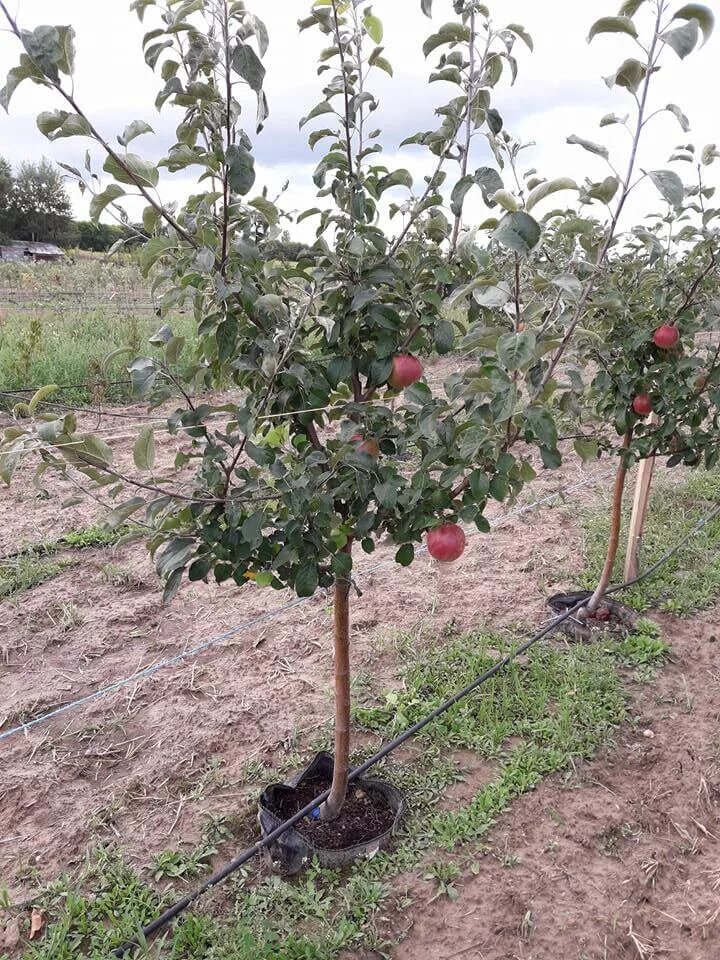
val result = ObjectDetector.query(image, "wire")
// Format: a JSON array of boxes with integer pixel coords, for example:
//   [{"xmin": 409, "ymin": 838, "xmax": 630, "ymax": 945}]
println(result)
[
  {"xmin": 111, "ymin": 498, "xmax": 720, "ymax": 958},
  {"xmin": 0, "ymin": 474, "xmax": 608, "ymax": 746}
]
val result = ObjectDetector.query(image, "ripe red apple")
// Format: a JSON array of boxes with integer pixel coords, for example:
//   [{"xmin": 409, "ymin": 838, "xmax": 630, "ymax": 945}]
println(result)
[
  {"xmin": 388, "ymin": 354, "xmax": 423, "ymax": 390},
  {"xmin": 426, "ymin": 523, "xmax": 466, "ymax": 562},
  {"xmin": 352, "ymin": 433, "xmax": 380, "ymax": 457},
  {"xmin": 653, "ymin": 324, "xmax": 679, "ymax": 349},
  {"xmin": 632, "ymin": 393, "xmax": 653, "ymax": 416}
]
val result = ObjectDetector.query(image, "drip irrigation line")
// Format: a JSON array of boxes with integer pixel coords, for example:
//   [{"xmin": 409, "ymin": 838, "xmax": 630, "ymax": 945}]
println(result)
[
  {"xmin": 0, "ymin": 474, "xmax": 607, "ymax": 746},
  {"xmin": 0, "ymin": 379, "xmax": 131, "ymax": 396},
  {"xmin": 111, "ymin": 498, "xmax": 720, "ymax": 958}
]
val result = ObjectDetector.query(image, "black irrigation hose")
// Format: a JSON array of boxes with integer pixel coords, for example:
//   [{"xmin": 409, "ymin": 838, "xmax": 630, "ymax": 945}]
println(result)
[{"xmin": 112, "ymin": 498, "xmax": 720, "ymax": 958}]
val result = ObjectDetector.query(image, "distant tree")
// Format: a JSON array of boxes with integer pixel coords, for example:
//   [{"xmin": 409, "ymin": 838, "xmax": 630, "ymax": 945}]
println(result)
[
  {"xmin": 0, "ymin": 156, "xmax": 12, "ymax": 241},
  {"xmin": 8, "ymin": 158, "xmax": 73, "ymax": 245}
]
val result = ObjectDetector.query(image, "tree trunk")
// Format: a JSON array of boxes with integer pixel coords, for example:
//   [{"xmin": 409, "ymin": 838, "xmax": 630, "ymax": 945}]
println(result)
[
  {"xmin": 586, "ymin": 429, "xmax": 633, "ymax": 614},
  {"xmin": 320, "ymin": 541, "xmax": 352, "ymax": 821}
]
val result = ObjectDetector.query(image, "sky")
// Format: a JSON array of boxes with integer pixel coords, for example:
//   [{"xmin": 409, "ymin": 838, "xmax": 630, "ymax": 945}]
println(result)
[{"xmin": 0, "ymin": 1, "xmax": 718, "ymax": 238}]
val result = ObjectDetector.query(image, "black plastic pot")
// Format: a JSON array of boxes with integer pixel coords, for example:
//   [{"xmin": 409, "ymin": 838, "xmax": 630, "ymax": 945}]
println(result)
[
  {"xmin": 547, "ymin": 589, "xmax": 637, "ymax": 641},
  {"xmin": 258, "ymin": 752, "xmax": 405, "ymax": 874}
]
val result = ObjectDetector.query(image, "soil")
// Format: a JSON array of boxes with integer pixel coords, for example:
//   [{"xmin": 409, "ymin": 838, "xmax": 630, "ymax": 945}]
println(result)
[
  {"xmin": 547, "ymin": 589, "xmax": 639, "ymax": 642},
  {"xmin": 266, "ymin": 774, "xmax": 397, "ymax": 850}
]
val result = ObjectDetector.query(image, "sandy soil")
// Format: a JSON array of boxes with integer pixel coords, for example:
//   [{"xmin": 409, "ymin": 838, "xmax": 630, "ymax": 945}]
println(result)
[{"xmin": 385, "ymin": 613, "xmax": 720, "ymax": 960}]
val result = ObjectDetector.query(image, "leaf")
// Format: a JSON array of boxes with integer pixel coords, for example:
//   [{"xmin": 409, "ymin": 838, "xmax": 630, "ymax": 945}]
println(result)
[
  {"xmin": 665, "ymin": 103, "xmax": 690, "ymax": 132},
  {"xmin": 128, "ymin": 357, "xmax": 157, "ymax": 396},
  {"xmin": 37, "ymin": 110, "xmax": 91, "ymax": 140},
  {"xmin": 599, "ymin": 112, "xmax": 628, "ymax": 127},
  {"xmin": 376, "ymin": 169, "xmax": 413, "ymax": 194},
  {"xmin": 587, "ymin": 175, "xmax": 620, "ymax": 204},
  {"xmin": 588, "ymin": 16, "xmax": 638, "ymax": 41},
  {"xmin": 28, "ymin": 384, "xmax": 58, "ymax": 415},
  {"xmin": 574, "ymin": 438, "xmax": 599, "ymax": 462},
  {"xmin": 492, "ymin": 211, "xmax": 541, "ymax": 256},
  {"xmin": 421, "ymin": 0, "xmax": 433, "ymax": 17},
  {"xmin": 506, "ymin": 23, "xmax": 533, "ymax": 51},
  {"xmin": 423, "ymin": 22, "xmax": 471, "ymax": 58},
  {"xmin": 226, "ymin": 143, "xmax": 256, "ymax": 194},
  {"xmin": 133, "ymin": 426, "xmax": 156, "ymax": 471},
  {"xmin": 491, "ymin": 189, "xmax": 519, "ymax": 212},
  {"xmin": 395, "ymin": 544, "xmax": 414, "ymax": 566},
  {"xmin": 364, "ymin": 12, "xmax": 383, "ymax": 43},
  {"xmin": 119, "ymin": 119, "xmax": 154, "ymax": 146},
  {"xmin": 29, "ymin": 908, "xmax": 44, "ymax": 942},
  {"xmin": 299, "ymin": 101, "xmax": 334, "ymax": 128},
  {"xmin": 661, "ymin": 19, "xmax": 699, "ymax": 58},
  {"xmin": 475, "ymin": 167, "xmax": 504, "ymax": 206},
  {"xmin": 103, "ymin": 153, "xmax": 159, "ymax": 188},
  {"xmin": 526, "ymin": 177, "xmax": 578, "ymax": 211},
  {"xmin": 450, "ymin": 175, "xmax": 475, "ymax": 217},
  {"xmin": 649, "ymin": 170, "xmax": 684, "ymax": 208},
  {"xmin": 249, "ymin": 196, "xmax": 279, "ymax": 225},
  {"xmin": 604, "ymin": 58, "xmax": 647, "ymax": 93},
  {"xmin": 473, "ymin": 282, "xmax": 511, "ymax": 308},
  {"xmin": 566, "ymin": 135, "xmax": 609, "ymax": 160},
  {"xmin": 295, "ymin": 564, "xmax": 318, "ymax": 597},
  {"xmin": 138, "ymin": 236, "xmax": 175, "ymax": 275},
  {"xmin": 673, "ymin": 4, "xmax": 714, "ymax": 44},
  {"xmin": 619, "ymin": 0, "xmax": 646, "ymax": 15},
  {"xmin": 89, "ymin": 184, "xmax": 126, "ymax": 223},
  {"xmin": 232, "ymin": 42, "xmax": 266, "ymax": 91},
  {"xmin": 497, "ymin": 330, "xmax": 537, "ymax": 371},
  {"xmin": 1, "ymin": 61, "xmax": 39, "ymax": 112},
  {"xmin": 551, "ymin": 274, "xmax": 583, "ymax": 299}
]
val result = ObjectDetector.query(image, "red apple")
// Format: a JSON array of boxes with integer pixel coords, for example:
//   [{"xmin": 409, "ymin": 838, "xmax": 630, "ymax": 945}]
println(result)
[
  {"xmin": 426, "ymin": 523, "xmax": 466, "ymax": 562},
  {"xmin": 632, "ymin": 393, "xmax": 653, "ymax": 416},
  {"xmin": 352, "ymin": 433, "xmax": 380, "ymax": 457},
  {"xmin": 388, "ymin": 354, "xmax": 423, "ymax": 390},
  {"xmin": 653, "ymin": 324, "xmax": 679, "ymax": 349}
]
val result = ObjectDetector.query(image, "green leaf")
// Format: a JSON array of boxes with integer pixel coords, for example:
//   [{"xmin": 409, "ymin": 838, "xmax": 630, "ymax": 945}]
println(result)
[
  {"xmin": 138, "ymin": 236, "xmax": 175, "ymax": 275},
  {"xmin": 103, "ymin": 152, "xmax": 159, "ymax": 188},
  {"xmin": 497, "ymin": 330, "xmax": 537, "ymax": 371},
  {"xmin": 469, "ymin": 470, "xmax": 489, "ymax": 499},
  {"xmin": 376, "ymin": 169, "xmax": 413, "ymax": 194},
  {"xmin": 491, "ymin": 189, "xmax": 519, "ymax": 212},
  {"xmin": 1, "ymin": 61, "xmax": 40, "ymax": 112},
  {"xmin": 295, "ymin": 564, "xmax": 318, "ymax": 597},
  {"xmin": 506, "ymin": 23, "xmax": 533, "ymax": 51},
  {"xmin": 89, "ymin": 184, "xmax": 126, "ymax": 223},
  {"xmin": 299, "ymin": 101, "xmax": 334, "ymax": 128},
  {"xmin": 475, "ymin": 167, "xmax": 504, "ymax": 206},
  {"xmin": 661, "ymin": 18, "xmax": 699, "ymax": 58},
  {"xmin": 119, "ymin": 120, "xmax": 154, "ymax": 146},
  {"xmin": 364, "ymin": 13, "xmax": 383, "ymax": 43},
  {"xmin": 226, "ymin": 143, "xmax": 256, "ymax": 194},
  {"xmin": 673, "ymin": 4, "xmax": 714, "ymax": 44},
  {"xmin": 451, "ymin": 175, "xmax": 475, "ymax": 217},
  {"xmin": 37, "ymin": 110, "xmax": 91, "ymax": 140},
  {"xmin": 133, "ymin": 426, "xmax": 156, "ymax": 471},
  {"xmin": 588, "ymin": 16, "xmax": 638, "ymax": 41},
  {"xmin": 665, "ymin": 103, "xmax": 690, "ymax": 132},
  {"xmin": 525, "ymin": 177, "xmax": 578, "ymax": 211},
  {"xmin": 619, "ymin": 0, "xmax": 645, "ymax": 15},
  {"xmin": 587, "ymin": 175, "xmax": 620, "ymax": 204},
  {"xmin": 604, "ymin": 58, "xmax": 647, "ymax": 93},
  {"xmin": 492, "ymin": 211, "xmax": 541, "ymax": 256},
  {"xmin": 421, "ymin": 0, "xmax": 433, "ymax": 17},
  {"xmin": 395, "ymin": 544, "xmax": 414, "ymax": 567},
  {"xmin": 473, "ymin": 282, "xmax": 511, "ymax": 308},
  {"xmin": 566, "ymin": 134, "xmax": 609, "ymax": 160},
  {"xmin": 232, "ymin": 42, "xmax": 266, "ymax": 91},
  {"xmin": 574, "ymin": 438, "xmax": 599, "ymax": 463},
  {"xmin": 649, "ymin": 169, "xmax": 684, "ymax": 208},
  {"xmin": 128, "ymin": 357, "xmax": 157, "ymax": 396},
  {"xmin": 423, "ymin": 23, "xmax": 471, "ymax": 58}
]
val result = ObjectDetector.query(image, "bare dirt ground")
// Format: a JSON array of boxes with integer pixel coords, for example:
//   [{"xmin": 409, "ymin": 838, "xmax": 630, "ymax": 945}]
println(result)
[
  {"xmin": 2, "ymin": 368, "xmax": 718, "ymax": 960},
  {"xmin": 385, "ymin": 612, "xmax": 720, "ymax": 960}
]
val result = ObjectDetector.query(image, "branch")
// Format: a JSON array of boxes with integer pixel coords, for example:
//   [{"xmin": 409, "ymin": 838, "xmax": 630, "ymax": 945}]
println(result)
[
  {"xmin": 448, "ymin": 9, "xmax": 478, "ymax": 258},
  {"xmin": 331, "ymin": 0, "xmax": 357, "ymax": 208},
  {"xmin": 537, "ymin": 3, "xmax": 666, "ymax": 393}
]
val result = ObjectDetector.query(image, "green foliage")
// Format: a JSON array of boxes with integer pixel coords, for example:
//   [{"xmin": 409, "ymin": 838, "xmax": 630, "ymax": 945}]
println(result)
[{"xmin": 0, "ymin": 157, "xmax": 74, "ymax": 245}]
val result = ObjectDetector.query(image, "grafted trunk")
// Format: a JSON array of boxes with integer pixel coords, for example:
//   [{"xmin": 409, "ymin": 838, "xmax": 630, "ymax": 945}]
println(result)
[
  {"xmin": 320, "ymin": 542, "xmax": 352, "ymax": 821},
  {"xmin": 586, "ymin": 429, "xmax": 633, "ymax": 614}
]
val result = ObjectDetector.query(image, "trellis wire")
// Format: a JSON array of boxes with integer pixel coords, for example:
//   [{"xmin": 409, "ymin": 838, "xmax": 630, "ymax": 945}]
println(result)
[
  {"xmin": 112, "ymin": 497, "xmax": 720, "ymax": 957},
  {"xmin": 0, "ymin": 473, "xmax": 608, "ymax": 746}
]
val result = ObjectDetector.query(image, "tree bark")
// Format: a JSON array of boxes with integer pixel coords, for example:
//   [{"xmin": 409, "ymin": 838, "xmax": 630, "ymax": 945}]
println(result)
[
  {"xmin": 321, "ymin": 540, "xmax": 352, "ymax": 820},
  {"xmin": 586, "ymin": 429, "xmax": 633, "ymax": 614}
]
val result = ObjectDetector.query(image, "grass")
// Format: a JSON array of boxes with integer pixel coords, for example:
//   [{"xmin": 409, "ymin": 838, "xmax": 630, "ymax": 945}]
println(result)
[
  {"xmin": 0, "ymin": 258, "xmax": 197, "ymax": 406},
  {"xmin": 2, "ymin": 622, "xmax": 667, "ymax": 960},
  {"xmin": 581, "ymin": 467, "xmax": 720, "ymax": 615},
  {"xmin": 0, "ymin": 525, "xmax": 128, "ymax": 599}
]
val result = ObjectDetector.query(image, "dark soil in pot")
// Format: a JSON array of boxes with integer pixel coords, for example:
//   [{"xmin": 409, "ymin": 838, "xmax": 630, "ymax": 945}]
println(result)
[
  {"xmin": 547, "ymin": 589, "xmax": 638, "ymax": 642},
  {"xmin": 258, "ymin": 751, "xmax": 405, "ymax": 874},
  {"xmin": 267, "ymin": 773, "xmax": 397, "ymax": 849}
]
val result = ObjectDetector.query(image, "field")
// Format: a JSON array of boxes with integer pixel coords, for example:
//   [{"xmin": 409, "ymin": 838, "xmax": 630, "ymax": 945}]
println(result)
[{"xmin": 0, "ymin": 261, "xmax": 718, "ymax": 960}]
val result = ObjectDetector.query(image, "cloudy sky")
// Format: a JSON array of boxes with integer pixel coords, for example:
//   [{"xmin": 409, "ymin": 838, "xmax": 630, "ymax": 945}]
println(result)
[{"xmin": 0, "ymin": 1, "xmax": 717, "ymax": 236}]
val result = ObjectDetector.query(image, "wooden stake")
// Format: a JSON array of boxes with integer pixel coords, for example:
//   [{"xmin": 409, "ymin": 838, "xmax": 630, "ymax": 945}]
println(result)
[{"xmin": 624, "ymin": 454, "xmax": 656, "ymax": 582}]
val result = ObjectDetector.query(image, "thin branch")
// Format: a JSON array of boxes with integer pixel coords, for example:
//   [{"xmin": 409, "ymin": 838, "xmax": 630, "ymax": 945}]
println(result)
[{"xmin": 448, "ymin": 9, "xmax": 478, "ymax": 258}]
